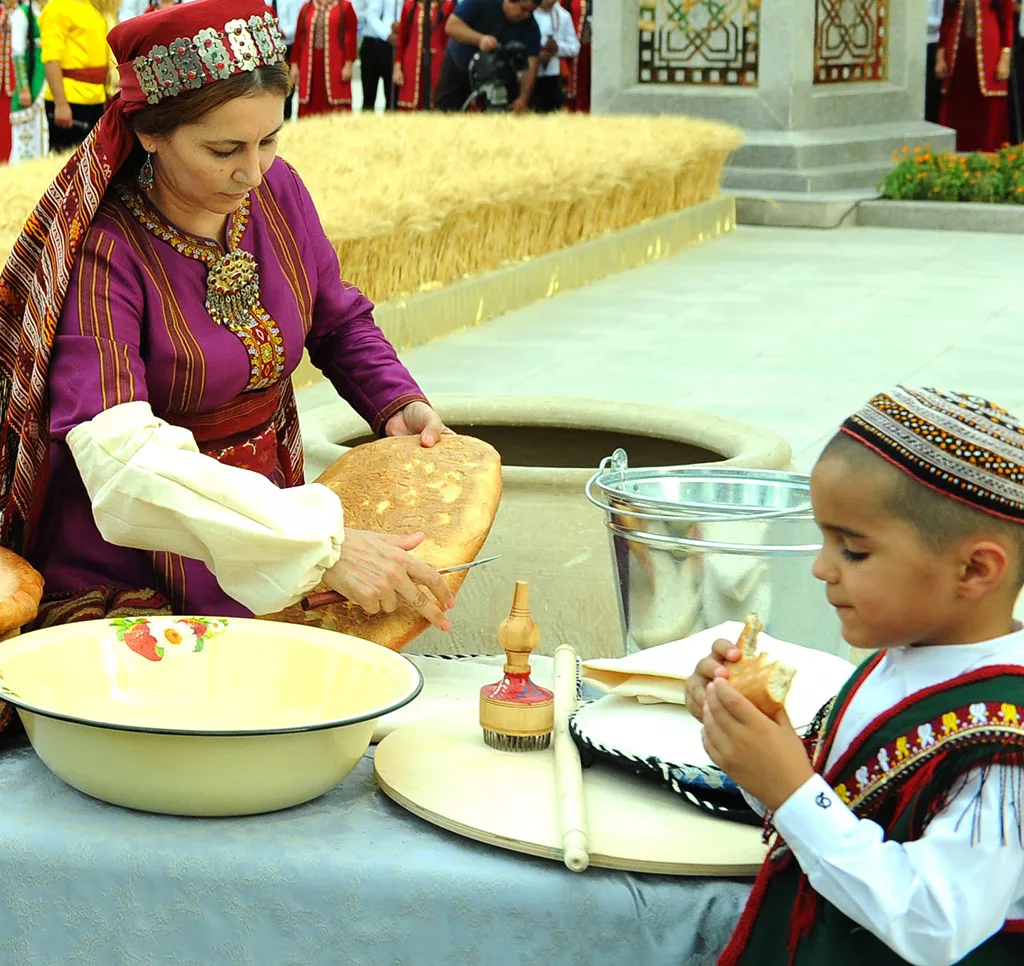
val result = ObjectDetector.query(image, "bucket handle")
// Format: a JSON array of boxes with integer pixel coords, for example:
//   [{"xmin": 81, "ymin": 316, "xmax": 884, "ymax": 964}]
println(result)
[
  {"xmin": 585, "ymin": 471, "xmax": 814, "ymax": 524},
  {"xmin": 604, "ymin": 520, "xmax": 823, "ymax": 557}
]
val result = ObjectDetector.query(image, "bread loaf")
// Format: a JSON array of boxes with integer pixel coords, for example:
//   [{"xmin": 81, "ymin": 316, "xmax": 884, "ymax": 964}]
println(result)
[
  {"xmin": 262, "ymin": 433, "xmax": 502, "ymax": 650},
  {"xmin": 0, "ymin": 547, "xmax": 44, "ymax": 640},
  {"xmin": 727, "ymin": 613, "xmax": 796, "ymax": 717}
]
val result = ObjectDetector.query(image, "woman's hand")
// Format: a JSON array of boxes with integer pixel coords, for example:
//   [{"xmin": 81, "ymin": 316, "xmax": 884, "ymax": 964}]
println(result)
[
  {"xmin": 290, "ymin": 63, "xmax": 300, "ymax": 87},
  {"xmin": 385, "ymin": 401, "xmax": 452, "ymax": 447},
  {"xmin": 322, "ymin": 529, "xmax": 455, "ymax": 630},
  {"xmin": 18, "ymin": 89, "xmax": 31, "ymax": 109},
  {"xmin": 684, "ymin": 637, "xmax": 742, "ymax": 721},
  {"xmin": 935, "ymin": 48, "xmax": 948, "ymax": 80},
  {"xmin": 701, "ymin": 678, "xmax": 813, "ymax": 812},
  {"xmin": 997, "ymin": 47, "xmax": 1012, "ymax": 83},
  {"xmin": 393, "ymin": 64, "xmax": 405, "ymax": 87},
  {"xmin": 342, "ymin": 61, "xmax": 354, "ymax": 82}
]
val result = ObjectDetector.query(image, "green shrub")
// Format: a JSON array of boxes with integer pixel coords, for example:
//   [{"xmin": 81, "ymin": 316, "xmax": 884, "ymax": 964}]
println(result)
[{"xmin": 880, "ymin": 144, "xmax": 1024, "ymax": 204}]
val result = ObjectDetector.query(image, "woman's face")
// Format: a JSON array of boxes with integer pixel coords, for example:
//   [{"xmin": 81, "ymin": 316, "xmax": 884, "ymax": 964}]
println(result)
[{"xmin": 140, "ymin": 92, "xmax": 285, "ymax": 219}]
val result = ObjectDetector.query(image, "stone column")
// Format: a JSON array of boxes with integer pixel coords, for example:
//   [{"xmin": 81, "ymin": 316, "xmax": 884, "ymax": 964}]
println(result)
[{"xmin": 593, "ymin": 0, "xmax": 954, "ymax": 209}]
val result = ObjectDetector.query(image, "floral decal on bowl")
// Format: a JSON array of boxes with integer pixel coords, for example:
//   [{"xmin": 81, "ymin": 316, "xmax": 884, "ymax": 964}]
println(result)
[{"xmin": 112, "ymin": 617, "xmax": 228, "ymax": 663}]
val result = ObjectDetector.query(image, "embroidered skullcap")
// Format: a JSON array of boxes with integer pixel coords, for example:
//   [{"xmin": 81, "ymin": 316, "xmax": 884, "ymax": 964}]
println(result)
[{"xmin": 840, "ymin": 387, "xmax": 1024, "ymax": 523}]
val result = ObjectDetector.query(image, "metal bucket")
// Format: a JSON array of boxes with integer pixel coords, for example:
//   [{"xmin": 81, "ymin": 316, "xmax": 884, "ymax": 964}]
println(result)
[{"xmin": 585, "ymin": 450, "xmax": 845, "ymax": 657}]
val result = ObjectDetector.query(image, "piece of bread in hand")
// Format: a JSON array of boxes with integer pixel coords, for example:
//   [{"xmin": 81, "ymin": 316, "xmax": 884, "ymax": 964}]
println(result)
[
  {"xmin": 260, "ymin": 433, "xmax": 502, "ymax": 651},
  {"xmin": 727, "ymin": 613, "xmax": 796, "ymax": 717}
]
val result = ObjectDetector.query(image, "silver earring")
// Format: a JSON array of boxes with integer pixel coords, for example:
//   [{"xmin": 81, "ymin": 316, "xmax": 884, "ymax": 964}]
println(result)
[{"xmin": 138, "ymin": 152, "xmax": 155, "ymax": 190}]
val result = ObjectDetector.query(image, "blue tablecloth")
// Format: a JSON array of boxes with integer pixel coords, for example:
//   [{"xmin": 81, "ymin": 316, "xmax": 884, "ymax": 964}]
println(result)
[{"xmin": 0, "ymin": 736, "xmax": 752, "ymax": 966}]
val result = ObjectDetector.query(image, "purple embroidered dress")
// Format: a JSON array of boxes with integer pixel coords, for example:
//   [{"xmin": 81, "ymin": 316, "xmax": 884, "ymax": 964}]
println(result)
[{"xmin": 29, "ymin": 157, "xmax": 426, "ymax": 616}]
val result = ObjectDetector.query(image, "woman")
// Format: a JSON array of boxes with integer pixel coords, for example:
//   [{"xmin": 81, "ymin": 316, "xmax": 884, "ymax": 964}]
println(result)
[
  {"xmin": 936, "ymin": 0, "xmax": 1014, "ymax": 151},
  {"xmin": 290, "ymin": 0, "xmax": 357, "ymax": 117},
  {"xmin": 8, "ymin": 0, "xmax": 49, "ymax": 163},
  {"xmin": 0, "ymin": 0, "xmax": 455, "ymax": 633},
  {"xmin": 392, "ymin": 0, "xmax": 453, "ymax": 111}
]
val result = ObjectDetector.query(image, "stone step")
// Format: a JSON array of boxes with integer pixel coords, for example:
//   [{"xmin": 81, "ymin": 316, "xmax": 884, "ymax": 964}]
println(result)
[
  {"xmin": 729, "ymin": 122, "xmax": 956, "ymax": 171},
  {"xmin": 724, "ymin": 159, "xmax": 897, "ymax": 194}
]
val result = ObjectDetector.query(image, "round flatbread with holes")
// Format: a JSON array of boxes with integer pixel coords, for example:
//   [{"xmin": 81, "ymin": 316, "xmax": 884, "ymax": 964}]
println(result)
[{"xmin": 262, "ymin": 434, "xmax": 502, "ymax": 650}]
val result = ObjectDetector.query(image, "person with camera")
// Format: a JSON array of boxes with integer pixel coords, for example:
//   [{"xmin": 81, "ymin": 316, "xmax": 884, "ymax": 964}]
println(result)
[{"xmin": 434, "ymin": 0, "xmax": 540, "ymax": 112}]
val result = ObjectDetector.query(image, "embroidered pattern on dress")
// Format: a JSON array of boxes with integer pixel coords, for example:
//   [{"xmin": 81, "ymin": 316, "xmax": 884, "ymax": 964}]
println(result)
[
  {"xmin": 826, "ymin": 700, "xmax": 1024, "ymax": 811},
  {"xmin": 118, "ymin": 185, "xmax": 286, "ymax": 391}
]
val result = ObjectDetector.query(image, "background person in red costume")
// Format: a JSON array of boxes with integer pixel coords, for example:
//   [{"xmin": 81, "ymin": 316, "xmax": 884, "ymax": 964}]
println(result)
[
  {"xmin": 936, "ymin": 0, "xmax": 1014, "ymax": 151},
  {"xmin": 290, "ymin": 0, "xmax": 358, "ymax": 117},
  {"xmin": 560, "ymin": 0, "xmax": 587, "ymax": 113},
  {"xmin": 0, "ymin": 1, "xmax": 15, "ymax": 163},
  {"xmin": 392, "ymin": 0, "xmax": 453, "ymax": 109}
]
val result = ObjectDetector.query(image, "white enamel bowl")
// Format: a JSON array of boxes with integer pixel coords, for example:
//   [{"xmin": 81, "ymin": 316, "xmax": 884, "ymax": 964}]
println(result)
[{"xmin": 0, "ymin": 616, "xmax": 422, "ymax": 816}]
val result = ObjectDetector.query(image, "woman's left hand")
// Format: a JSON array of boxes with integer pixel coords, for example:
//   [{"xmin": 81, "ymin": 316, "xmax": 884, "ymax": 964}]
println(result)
[{"xmin": 385, "ymin": 401, "xmax": 452, "ymax": 447}]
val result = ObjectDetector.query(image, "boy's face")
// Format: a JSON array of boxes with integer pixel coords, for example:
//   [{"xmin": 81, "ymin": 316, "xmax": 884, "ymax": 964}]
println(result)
[{"xmin": 809, "ymin": 454, "xmax": 959, "ymax": 650}]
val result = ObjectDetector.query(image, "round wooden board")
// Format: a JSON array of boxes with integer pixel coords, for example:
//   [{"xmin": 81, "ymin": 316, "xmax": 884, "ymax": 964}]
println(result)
[{"xmin": 374, "ymin": 712, "xmax": 767, "ymax": 876}]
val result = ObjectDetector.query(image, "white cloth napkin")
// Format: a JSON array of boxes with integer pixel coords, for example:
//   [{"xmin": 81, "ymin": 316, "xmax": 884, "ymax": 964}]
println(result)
[{"xmin": 581, "ymin": 621, "xmax": 856, "ymax": 726}]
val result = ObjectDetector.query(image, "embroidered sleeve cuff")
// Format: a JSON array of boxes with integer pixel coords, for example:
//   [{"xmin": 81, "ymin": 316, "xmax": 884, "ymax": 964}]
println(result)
[{"xmin": 772, "ymin": 774, "xmax": 862, "ymax": 859}]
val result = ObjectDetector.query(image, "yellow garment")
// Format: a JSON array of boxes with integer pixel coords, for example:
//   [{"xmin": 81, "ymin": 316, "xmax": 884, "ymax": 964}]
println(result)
[{"xmin": 39, "ymin": 0, "xmax": 109, "ymax": 106}]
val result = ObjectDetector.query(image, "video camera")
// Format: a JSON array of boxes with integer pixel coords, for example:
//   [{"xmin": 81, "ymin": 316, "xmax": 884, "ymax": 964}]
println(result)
[{"xmin": 464, "ymin": 41, "xmax": 530, "ymax": 112}]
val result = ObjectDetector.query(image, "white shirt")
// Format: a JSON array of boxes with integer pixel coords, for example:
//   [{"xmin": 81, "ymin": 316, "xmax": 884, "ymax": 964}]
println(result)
[
  {"xmin": 274, "ymin": 0, "xmax": 306, "ymax": 44},
  {"xmin": 761, "ymin": 628, "xmax": 1024, "ymax": 966},
  {"xmin": 360, "ymin": 0, "xmax": 402, "ymax": 41},
  {"xmin": 532, "ymin": 4, "xmax": 580, "ymax": 77},
  {"xmin": 927, "ymin": 0, "xmax": 943, "ymax": 44},
  {"xmin": 117, "ymin": 0, "xmax": 148, "ymax": 21}
]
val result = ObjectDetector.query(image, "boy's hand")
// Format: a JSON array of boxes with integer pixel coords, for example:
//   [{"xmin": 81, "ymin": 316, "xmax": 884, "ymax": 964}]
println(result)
[
  {"xmin": 701, "ymin": 678, "xmax": 814, "ymax": 812},
  {"xmin": 685, "ymin": 637, "xmax": 742, "ymax": 721}
]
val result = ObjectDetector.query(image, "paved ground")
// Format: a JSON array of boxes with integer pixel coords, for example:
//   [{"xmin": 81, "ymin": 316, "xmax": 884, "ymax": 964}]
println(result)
[{"xmin": 391, "ymin": 224, "xmax": 1022, "ymax": 472}]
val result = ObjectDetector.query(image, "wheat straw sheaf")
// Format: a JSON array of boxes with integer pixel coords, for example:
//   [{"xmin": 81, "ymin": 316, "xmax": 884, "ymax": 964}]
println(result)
[{"xmin": 0, "ymin": 113, "xmax": 741, "ymax": 303}]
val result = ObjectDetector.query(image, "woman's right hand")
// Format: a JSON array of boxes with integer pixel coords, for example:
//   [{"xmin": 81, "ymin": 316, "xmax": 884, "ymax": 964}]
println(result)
[
  {"xmin": 322, "ymin": 529, "xmax": 455, "ymax": 631},
  {"xmin": 393, "ymin": 64, "xmax": 405, "ymax": 87},
  {"xmin": 685, "ymin": 637, "xmax": 742, "ymax": 721},
  {"xmin": 935, "ymin": 49, "xmax": 948, "ymax": 80}
]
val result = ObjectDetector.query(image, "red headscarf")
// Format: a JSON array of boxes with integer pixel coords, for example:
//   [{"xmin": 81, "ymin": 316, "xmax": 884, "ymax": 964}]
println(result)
[{"xmin": 0, "ymin": 0, "xmax": 286, "ymax": 555}]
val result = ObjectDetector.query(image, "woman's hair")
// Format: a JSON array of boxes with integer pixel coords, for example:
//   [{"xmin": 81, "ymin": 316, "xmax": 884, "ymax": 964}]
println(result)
[{"xmin": 130, "ymin": 62, "xmax": 292, "ymax": 140}]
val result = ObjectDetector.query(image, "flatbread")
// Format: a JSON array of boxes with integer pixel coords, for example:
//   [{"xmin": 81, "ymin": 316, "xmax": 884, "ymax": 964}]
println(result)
[
  {"xmin": 728, "ymin": 613, "xmax": 796, "ymax": 717},
  {"xmin": 262, "ymin": 434, "xmax": 502, "ymax": 650},
  {"xmin": 0, "ymin": 547, "xmax": 44, "ymax": 639}
]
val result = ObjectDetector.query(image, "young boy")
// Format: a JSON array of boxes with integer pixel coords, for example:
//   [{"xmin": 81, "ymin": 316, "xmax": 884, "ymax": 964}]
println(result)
[{"xmin": 686, "ymin": 386, "xmax": 1024, "ymax": 965}]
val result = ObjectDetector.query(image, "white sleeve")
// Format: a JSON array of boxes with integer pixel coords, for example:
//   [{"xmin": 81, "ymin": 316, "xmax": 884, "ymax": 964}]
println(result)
[
  {"xmin": 10, "ymin": 8, "xmax": 28, "ymax": 58},
  {"xmin": 555, "ymin": 12, "xmax": 580, "ymax": 57},
  {"xmin": 772, "ymin": 770, "xmax": 1024, "ymax": 966},
  {"xmin": 66, "ymin": 401, "xmax": 345, "ymax": 616}
]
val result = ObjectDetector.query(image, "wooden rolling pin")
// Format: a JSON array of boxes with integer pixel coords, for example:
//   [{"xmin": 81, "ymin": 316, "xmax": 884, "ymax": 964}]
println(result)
[{"xmin": 554, "ymin": 643, "xmax": 590, "ymax": 873}]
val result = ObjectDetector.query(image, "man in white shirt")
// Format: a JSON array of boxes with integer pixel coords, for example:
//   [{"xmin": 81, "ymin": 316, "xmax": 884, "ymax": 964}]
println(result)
[
  {"xmin": 360, "ymin": 0, "xmax": 402, "ymax": 110},
  {"xmin": 926, "ymin": 0, "xmax": 942, "ymax": 122},
  {"xmin": 529, "ymin": 0, "xmax": 577, "ymax": 112}
]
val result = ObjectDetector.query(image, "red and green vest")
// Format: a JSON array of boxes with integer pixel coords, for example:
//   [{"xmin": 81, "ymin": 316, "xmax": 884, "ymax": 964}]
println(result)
[{"xmin": 720, "ymin": 655, "xmax": 1024, "ymax": 966}]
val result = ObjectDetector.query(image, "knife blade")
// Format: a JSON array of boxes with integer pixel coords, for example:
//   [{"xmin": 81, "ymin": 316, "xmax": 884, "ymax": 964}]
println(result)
[{"xmin": 299, "ymin": 554, "xmax": 501, "ymax": 611}]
